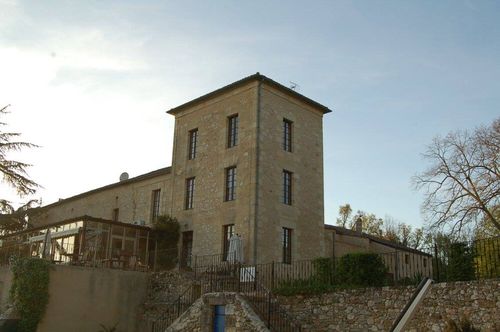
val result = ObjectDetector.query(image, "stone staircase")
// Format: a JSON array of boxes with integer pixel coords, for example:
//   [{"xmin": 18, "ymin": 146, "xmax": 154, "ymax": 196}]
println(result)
[{"xmin": 145, "ymin": 264, "xmax": 303, "ymax": 331}]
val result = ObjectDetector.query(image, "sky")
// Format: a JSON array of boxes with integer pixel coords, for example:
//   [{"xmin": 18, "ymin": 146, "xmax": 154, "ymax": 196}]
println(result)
[{"xmin": 1, "ymin": 0, "xmax": 499, "ymax": 229}]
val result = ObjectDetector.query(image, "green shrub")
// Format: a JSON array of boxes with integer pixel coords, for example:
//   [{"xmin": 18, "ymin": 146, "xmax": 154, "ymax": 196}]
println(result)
[
  {"xmin": 311, "ymin": 257, "xmax": 335, "ymax": 284},
  {"xmin": 447, "ymin": 243, "xmax": 475, "ymax": 281},
  {"xmin": 153, "ymin": 215, "xmax": 180, "ymax": 246},
  {"xmin": 10, "ymin": 257, "xmax": 50, "ymax": 332},
  {"xmin": 152, "ymin": 215, "xmax": 180, "ymax": 269},
  {"xmin": 335, "ymin": 253, "xmax": 388, "ymax": 287}
]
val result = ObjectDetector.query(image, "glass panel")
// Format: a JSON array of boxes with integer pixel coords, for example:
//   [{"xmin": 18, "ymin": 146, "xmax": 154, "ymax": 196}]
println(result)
[
  {"xmin": 123, "ymin": 239, "xmax": 134, "ymax": 255},
  {"xmin": 125, "ymin": 228, "xmax": 136, "ymax": 238},
  {"xmin": 138, "ymin": 237, "xmax": 147, "ymax": 264},
  {"xmin": 111, "ymin": 238, "xmax": 123, "ymax": 258},
  {"xmin": 112, "ymin": 226, "xmax": 124, "ymax": 236}
]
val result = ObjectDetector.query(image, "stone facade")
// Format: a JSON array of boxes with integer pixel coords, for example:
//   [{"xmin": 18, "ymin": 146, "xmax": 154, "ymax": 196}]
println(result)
[
  {"xmin": 324, "ymin": 226, "xmax": 433, "ymax": 280},
  {"xmin": 35, "ymin": 74, "xmax": 330, "ymax": 265},
  {"xmin": 35, "ymin": 168, "xmax": 172, "ymax": 228},
  {"xmin": 33, "ymin": 73, "xmax": 430, "ymax": 268},
  {"xmin": 279, "ymin": 279, "xmax": 500, "ymax": 332},
  {"xmin": 167, "ymin": 292, "xmax": 269, "ymax": 332}
]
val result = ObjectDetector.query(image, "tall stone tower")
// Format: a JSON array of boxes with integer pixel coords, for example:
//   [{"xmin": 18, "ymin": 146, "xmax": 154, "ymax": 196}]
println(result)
[{"xmin": 167, "ymin": 74, "xmax": 331, "ymax": 264}]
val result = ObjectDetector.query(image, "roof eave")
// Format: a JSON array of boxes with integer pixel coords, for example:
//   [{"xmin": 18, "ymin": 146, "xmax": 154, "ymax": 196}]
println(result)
[{"xmin": 167, "ymin": 73, "xmax": 332, "ymax": 116}]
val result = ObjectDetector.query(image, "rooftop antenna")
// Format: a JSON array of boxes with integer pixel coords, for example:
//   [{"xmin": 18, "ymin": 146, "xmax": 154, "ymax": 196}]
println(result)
[{"xmin": 289, "ymin": 81, "xmax": 299, "ymax": 91}]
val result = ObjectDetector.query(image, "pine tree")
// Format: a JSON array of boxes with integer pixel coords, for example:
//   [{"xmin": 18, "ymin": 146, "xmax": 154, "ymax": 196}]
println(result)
[{"xmin": 0, "ymin": 105, "xmax": 39, "ymax": 196}]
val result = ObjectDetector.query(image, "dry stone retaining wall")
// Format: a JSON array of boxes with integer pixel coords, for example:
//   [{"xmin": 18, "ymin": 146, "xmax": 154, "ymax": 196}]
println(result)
[{"xmin": 278, "ymin": 279, "xmax": 500, "ymax": 332}]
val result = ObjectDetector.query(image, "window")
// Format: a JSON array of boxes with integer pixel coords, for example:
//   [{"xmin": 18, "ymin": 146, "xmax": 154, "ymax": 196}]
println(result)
[
  {"xmin": 222, "ymin": 224, "xmax": 235, "ymax": 261},
  {"xmin": 283, "ymin": 119, "xmax": 293, "ymax": 152},
  {"xmin": 188, "ymin": 128, "xmax": 198, "ymax": 160},
  {"xmin": 282, "ymin": 170, "xmax": 293, "ymax": 205},
  {"xmin": 151, "ymin": 189, "xmax": 161, "ymax": 221},
  {"xmin": 405, "ymin": 254, "xmax": 409, "ymax": 265},
  {"xmin": 423, "ymin": 258, "xmax": 427, "ymax": 268},
  {"xmin": 112, "ymin": 208, "xmax": 119, "ymax": 222},
  {"xmin": 224, "ymin": 166, "xmax": 236, "ymax": 201},
  {"xmin": 227, "ymin": 114, "xmax": 239, "ymax": 148},
  {"xmin": 185, "ymin": 177, "xmax": 195, "ymax": 210},
  {"xmin": 282, "ymin": 227, "xmax": 292, "ymax": 264}
]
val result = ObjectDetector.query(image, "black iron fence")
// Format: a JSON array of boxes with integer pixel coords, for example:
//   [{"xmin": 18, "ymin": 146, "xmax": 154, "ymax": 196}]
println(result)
[
  {"xmin": 186, "ymin": 238, "xmax": 499, "ymax": 293},
  {"xmin": 188, "ymin": 251, "xmax": 432, "ymax": 291},
  {"xmin": 147, "ymin": 261, "xmax": 303, "ymax": 331},
  {"xmin": 422, "ymin": 236, "xmax": 500, "ymax": 283},
  {"xmin": 148, "ymin": 282, "xmax": 202, "ymax": 332},
  {"xmin": 238, "ymin": 265, "xmax": 302, "ymax": 331}
]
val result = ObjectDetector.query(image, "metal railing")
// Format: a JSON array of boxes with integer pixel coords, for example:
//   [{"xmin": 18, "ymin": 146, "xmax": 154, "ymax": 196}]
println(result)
[
  {"xmin": 421, "ymin": 236, "xmax": 500, "ymax": 283},
  {"xmin": 147, "ymin": 261, "xmax": 303, "ymax": 331},
  {"xmin": 148, "ymin": 283, "xmax": 202, "ymax": 332},
  {"xmin": 0, "ymin": 242, "xmax": 153, "ymax": 272},
  {"xmin": 238, "ymin": 265, "xmax": 302, "ymax": 331}
]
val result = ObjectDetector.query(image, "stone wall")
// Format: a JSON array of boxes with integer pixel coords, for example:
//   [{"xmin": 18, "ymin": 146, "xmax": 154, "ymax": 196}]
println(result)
[
  {"xmin": 167, "ymin": 292, "xmax": 268, "ymax": 332},
  {"xmin": 279, "ymin": 279, "xmax": 500, "ymax": 332},
  {"xmin": 256, "ymin": 84, "xmax": 326, "ymax": 263},
  {"xmin": 36, "ymin": 169, "xmax": 172, "ymax": 228},
  {"xmin": 142, "ymin": 271, "xmax": 196, "ymax": 322},
  {"xmin": 169, "ymin": 78, "xmax": 328, "ymax": 264}
]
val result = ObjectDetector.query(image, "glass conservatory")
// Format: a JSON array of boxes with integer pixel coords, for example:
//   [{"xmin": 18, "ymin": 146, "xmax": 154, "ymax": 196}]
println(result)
[{"xmin": 0, "ymin": 216, "xmax": 152, "ymax": 271}]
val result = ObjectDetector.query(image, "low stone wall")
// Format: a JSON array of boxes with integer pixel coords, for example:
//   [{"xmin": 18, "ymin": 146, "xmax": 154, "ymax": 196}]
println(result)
[
  {"xmin": 408, "ymin": 279, "xmax": 499, "ymax": 332},
  {"xmin": 168, "ymin": 292, "xmax": 269, "ymax": 332},
  {"xmin": 279, "ymin": 279, "xmax": 500, "ymax": 332}
]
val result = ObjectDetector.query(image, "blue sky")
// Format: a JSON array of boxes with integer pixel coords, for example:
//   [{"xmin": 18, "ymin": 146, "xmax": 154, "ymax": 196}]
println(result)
[{"xmin": 1, "ymin": 0, "xmax": 499, "ymax": 228}]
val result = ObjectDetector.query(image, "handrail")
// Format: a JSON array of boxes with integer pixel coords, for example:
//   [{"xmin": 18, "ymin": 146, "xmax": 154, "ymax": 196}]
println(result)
[
  {"xmin": 148, "ymin": 261, "xmax": 302, "ymax": 331},
  {"xmin": 149, "ymin": 282, "xmax": 200, "ymax": 332},
  {"xmin": 390, "ymin": 277, "xmax": 433, "ymax": 332},
  {"xmin": 238, "ymin": 264, "xmax": 302, "ymax": 331}
]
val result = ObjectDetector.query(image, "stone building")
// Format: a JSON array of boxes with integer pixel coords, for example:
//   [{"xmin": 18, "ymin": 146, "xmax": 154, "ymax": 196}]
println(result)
[
  {"xmin": 33, "ymin": 73, "xmax": 430, "ymax": 271},
  {"xmin": 36, "ymin": 73, "xmax": 329, "ymax": 265}
]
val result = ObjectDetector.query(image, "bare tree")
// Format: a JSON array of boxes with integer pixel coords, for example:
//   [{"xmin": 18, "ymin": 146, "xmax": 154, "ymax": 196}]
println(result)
[
  {"xmin": 0, "ymin": 105, "xmax": 39, "ymax": 196},
  {"xmin": 413, "ymin": 118, "xmax": 500, "ymax": 235}
]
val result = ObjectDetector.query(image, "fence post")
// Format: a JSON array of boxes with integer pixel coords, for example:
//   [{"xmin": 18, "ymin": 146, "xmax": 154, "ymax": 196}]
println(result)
[
  {"xmin": 434, "ymin": 243, "xmax": 440, "ymax": 282},
  {"xmin": 237, "ymin": 263, "xmax": 241, "ymax": 293},
  {"xmin": 153, "ymin": 239, "xmax": 158, "ymax": 272},
  {"xmin": 394, "ymin": 251, "xmax": 399, "ymax": 284},
  {"xmin": 254, "ymin": 268, "xmax": 257, "ymax": 291},
  {"xmin": 194, "ymin": 255, "xmax": 197, "ymax": 279},
  {"xmin": 271, "ymin": 261, "xmax": 275, "ymax": 290},
  {"xmin": 267, "ymin": 291, "xmax": 272, "ymax": 328}
]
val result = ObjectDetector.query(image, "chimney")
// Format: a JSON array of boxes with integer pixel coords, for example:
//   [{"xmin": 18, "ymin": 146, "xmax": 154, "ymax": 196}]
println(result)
[{"xmin": 355, "ymin": 217, "xmax": 363, "ymax": 233}]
